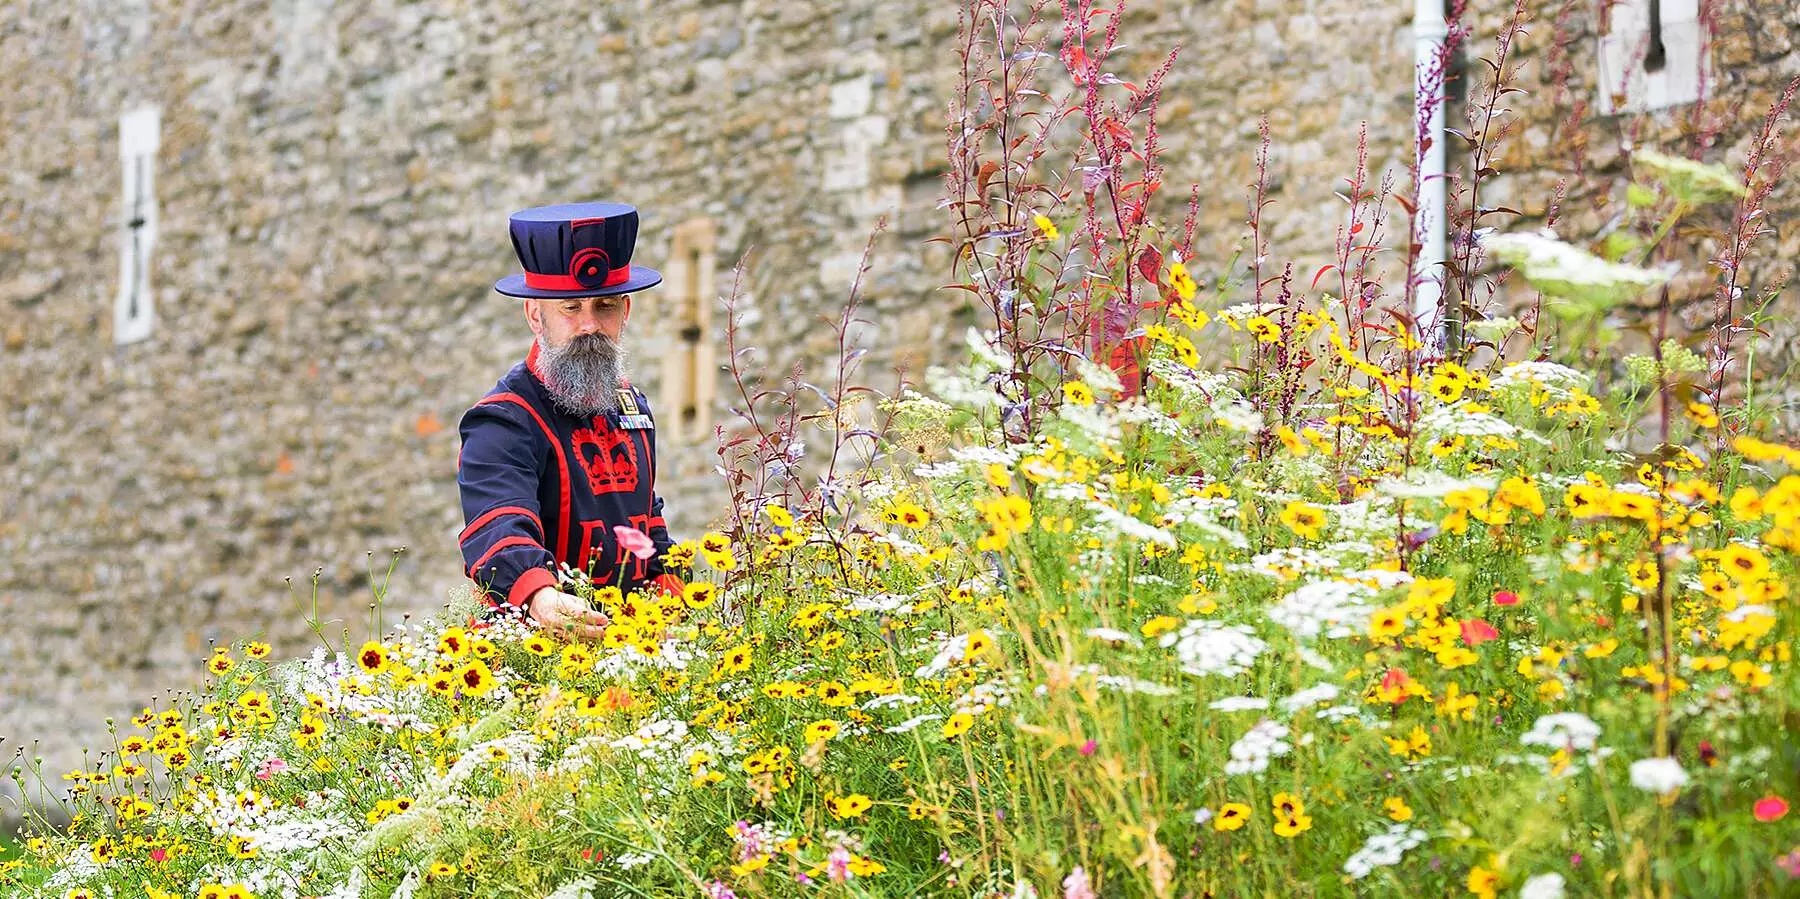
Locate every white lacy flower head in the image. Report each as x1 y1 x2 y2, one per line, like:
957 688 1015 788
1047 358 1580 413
1084 627 1141 646
1464 315 1521 338
1629 756 1689 794
1278 684 1341 715
1234 546 1341 581
1159 621 1265 677
1085 502 1177 547
1267 579 1378 641
1520 872 1567 899
1480 229 1670 312
1491 359 1590 395
1091 674 1178 696
950 444 1023 467
545 876 600 899
1212 397 1264 433
1375 470 1498 499
1417 406 1546 445
1223 719 1291 774
884 713 945 734
1071 355 1124 394
913 631 1000 679
1210 696 1271 712
1342 824 1428 880
1056 401 1122 447
1519 712 1602 752
1633 148 1748 204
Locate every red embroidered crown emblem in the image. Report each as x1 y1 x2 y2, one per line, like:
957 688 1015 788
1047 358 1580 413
570 426 639 495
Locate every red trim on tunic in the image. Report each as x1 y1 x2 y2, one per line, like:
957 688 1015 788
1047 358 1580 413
504 567 556 610
468 536 545 578
459 505 544 545
475 392 573 563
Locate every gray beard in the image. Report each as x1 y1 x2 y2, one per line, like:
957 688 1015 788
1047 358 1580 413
537 332 629 417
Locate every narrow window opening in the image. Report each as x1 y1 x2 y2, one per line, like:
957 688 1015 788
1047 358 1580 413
1644 0 1668 73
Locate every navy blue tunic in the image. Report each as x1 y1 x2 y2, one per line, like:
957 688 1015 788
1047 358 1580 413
456 341 675 612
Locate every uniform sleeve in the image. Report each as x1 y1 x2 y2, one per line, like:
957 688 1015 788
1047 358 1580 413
457 400 558 612
638 389 678 580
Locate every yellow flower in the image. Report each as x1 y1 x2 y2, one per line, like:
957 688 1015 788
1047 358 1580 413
1383 796 1413 821
984 463 1012 489
828 792 873 819
1246 316 1281 343
942 712 975 740
1168 260 1198 301
683 580 718 609
1368 607 1407 641
803 719 841 743
355 641 388 674
1213 802 1251 831
764 504 795 528
1716 543 1770 582
456 660 496 697
1063 380 1095 406
1033 213 1059 241
1272 812 1313 838
1279 501 1326 540
977 495 1034 537
719 645 753 675
1140 616 1180 638
1467 860 1502 899
1385 725 1432 760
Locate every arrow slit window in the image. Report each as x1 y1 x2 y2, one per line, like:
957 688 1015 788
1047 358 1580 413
1597 0 1706 114
660 219 717 444
115 107 160 345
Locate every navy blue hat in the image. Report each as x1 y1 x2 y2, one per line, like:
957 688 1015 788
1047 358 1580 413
494 201 664 299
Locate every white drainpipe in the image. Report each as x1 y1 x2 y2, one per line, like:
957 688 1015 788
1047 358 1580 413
1414 0 1447 351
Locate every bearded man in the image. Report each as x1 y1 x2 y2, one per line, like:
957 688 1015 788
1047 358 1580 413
457 201 683 640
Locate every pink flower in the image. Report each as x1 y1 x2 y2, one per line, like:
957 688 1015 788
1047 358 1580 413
706 881 739 899
827 847 852 883
148 847 168 863
1063 866 1096 899
1755 795 1790 822
1492 590 1519 606
1460 619 1499 647
614 525 656 560
1078 739 1098 757
255 757 288 780
1779 848 1800 879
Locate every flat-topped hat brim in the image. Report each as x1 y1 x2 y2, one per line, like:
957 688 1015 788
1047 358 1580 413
494 266 663 299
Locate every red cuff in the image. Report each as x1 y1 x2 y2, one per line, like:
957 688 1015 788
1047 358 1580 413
654 574 685 597
505 567 557 609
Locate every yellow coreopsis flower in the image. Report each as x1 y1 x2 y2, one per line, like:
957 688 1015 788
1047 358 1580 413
1213 802 1251 831
1279 501 1326 540
942 712 975 740
1033 213 1059 241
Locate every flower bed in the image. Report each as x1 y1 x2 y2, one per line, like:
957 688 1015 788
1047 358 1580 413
7 3 1799 897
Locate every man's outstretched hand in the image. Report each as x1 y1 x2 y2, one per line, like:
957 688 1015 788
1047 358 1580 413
527 587 610 642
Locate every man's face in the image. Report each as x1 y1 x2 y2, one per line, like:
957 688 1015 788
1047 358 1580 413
526 294 633 416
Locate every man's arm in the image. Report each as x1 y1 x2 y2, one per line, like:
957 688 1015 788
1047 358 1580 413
457 401 558 612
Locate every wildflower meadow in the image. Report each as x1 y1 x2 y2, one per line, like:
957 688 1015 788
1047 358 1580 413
6 3 1800 897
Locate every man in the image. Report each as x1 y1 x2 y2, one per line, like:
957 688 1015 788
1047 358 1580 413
457 201 682 641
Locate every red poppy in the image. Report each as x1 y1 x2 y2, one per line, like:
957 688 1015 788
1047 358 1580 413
1460 619 1499 647
1492 590 1519 606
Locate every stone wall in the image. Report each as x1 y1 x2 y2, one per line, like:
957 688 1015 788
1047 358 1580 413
1 0 1794 823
